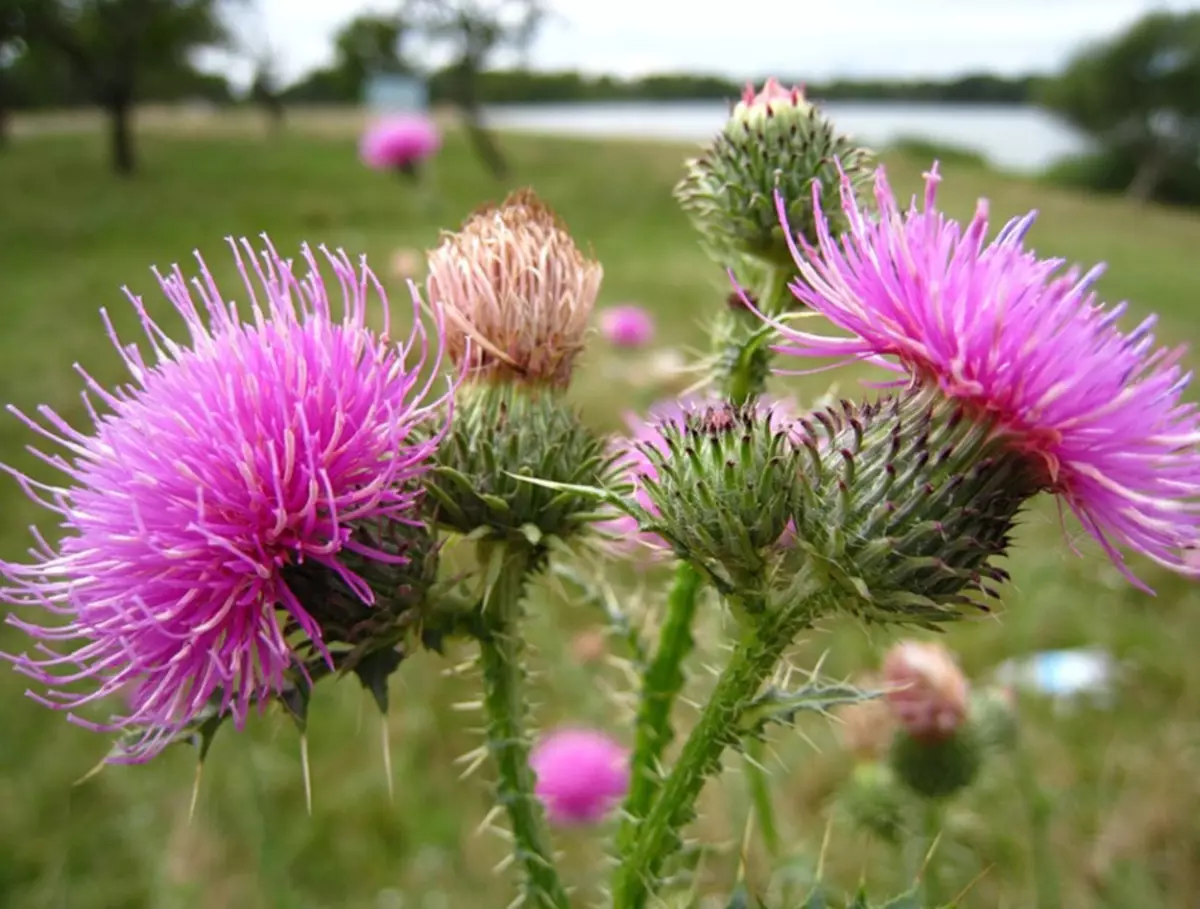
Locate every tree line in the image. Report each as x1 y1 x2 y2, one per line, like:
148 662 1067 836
1 2 1198 206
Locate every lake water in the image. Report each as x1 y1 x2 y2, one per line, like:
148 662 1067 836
484 101 1090 173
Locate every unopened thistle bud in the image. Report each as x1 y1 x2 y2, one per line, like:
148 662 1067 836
787 390 1040 627
883 640 981 799
632 399 801 591
424 382 620 544
969 685 1019 753
426 188 603 388
838 761 907 844
675 78 874 274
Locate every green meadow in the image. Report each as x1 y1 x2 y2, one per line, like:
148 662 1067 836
1 113 1200 909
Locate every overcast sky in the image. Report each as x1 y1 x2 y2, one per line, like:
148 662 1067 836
216 0 1200 87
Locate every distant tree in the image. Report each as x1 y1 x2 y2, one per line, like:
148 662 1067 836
1041 11 1200 202
402 0 547 178
235 0 284 134
16 0 236 175
0 0 25 146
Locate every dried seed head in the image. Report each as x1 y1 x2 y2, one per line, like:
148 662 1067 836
426 189 603 388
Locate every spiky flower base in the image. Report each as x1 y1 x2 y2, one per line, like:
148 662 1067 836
787 389 1042 627
636 400 801 592
425 381 619 543
675 94 874 270
889 725 983 800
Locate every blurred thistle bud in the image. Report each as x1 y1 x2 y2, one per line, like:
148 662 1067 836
426 188 603 389
882 640 969 741
787 389 1040 627
624 398 802 591
837 761 907 844
424 382 620 545
969 685 1019 753
675 78 874 277
883 640 981 800
834 676 897 762
531 728 630 826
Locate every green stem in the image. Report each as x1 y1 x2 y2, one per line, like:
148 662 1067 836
725 264 789 406
476 544 570 909
611 597 821 909
919 800 945 906
1015 735 1061 909
744 737 782 861
615 561 704 855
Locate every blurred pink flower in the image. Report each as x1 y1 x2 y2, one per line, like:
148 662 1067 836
531 728 629 826
359 115 441 172
599 304 655 347
882 640 969 742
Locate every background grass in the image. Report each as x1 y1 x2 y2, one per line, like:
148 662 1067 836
1 112 1200 909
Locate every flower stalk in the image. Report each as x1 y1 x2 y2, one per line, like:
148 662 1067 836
611 587 829 909
475 542 570 909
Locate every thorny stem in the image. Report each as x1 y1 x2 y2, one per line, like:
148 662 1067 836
919 799 946 906
744 736 782 861
611 592 827 909
616 561 704 856
476 543 570 909
725 262 789 406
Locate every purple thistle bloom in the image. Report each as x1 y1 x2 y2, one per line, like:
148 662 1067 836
756 161 1200 587
360 115 442 173
530 728 629 826
0 237 452 761
599 304 656 348
598 395 798 560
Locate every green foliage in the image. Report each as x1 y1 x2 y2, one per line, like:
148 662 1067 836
1039 10 1200 202
1042 146 1200 208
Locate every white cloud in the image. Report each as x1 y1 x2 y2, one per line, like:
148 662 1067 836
208 0 1200 87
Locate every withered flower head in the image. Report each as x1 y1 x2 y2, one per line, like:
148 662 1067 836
425 189 603 388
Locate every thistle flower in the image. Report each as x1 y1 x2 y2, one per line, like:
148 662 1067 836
599 304 656 348
597 395 799 565
425 189 603 388
675 77 874 276
0 239 451 761
530 728 629 826
360 115 442 177
882 640 969 741
763 163 1200 588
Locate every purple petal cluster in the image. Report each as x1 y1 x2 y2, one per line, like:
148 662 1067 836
530 727 629 826
759 162 1200 586
598 395 798 560
0 238 451 760
359 115 442 171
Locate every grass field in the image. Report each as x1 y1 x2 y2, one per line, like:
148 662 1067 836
2 110 1200 909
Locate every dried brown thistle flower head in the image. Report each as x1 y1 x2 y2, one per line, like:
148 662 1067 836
882 640 970 742
425 189 603 388
834 674 896 761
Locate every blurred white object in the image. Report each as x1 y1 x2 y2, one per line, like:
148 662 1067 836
993 648 1121 709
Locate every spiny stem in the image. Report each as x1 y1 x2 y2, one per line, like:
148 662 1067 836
611 594 825 909
615 561 704 855
919 799 945 906
725 262 788 406
476 543 570 909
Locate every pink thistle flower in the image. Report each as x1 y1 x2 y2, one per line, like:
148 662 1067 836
360 115 442 173
757 161 1200 589
598 395 799 560
599 304 655 348
736 76 807 114
0 238 452 762
530 728 629 826
882 640 970 742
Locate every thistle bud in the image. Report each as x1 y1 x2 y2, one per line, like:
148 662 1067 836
882 641 969 741
632 399 801 589
888 720 983 801
969 685 1019 753
424 382 619 543
675 78 874 274
837 761 907 844
787 390 1041 627
425 189 602 389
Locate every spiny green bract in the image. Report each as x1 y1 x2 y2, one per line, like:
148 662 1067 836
424 382 621 544
787 392 1041 628
637 400 801 591
889 722 984 800
675 103 874 272
837 761 908 844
